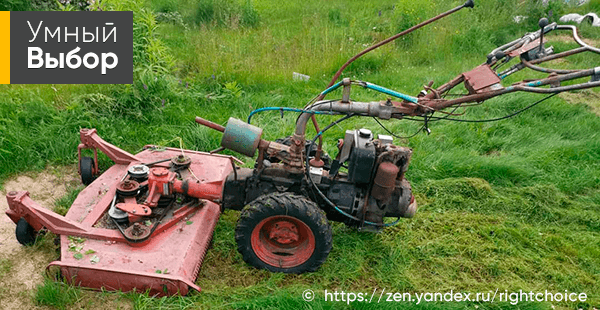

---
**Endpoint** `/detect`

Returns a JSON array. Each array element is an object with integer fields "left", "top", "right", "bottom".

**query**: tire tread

[{"left": 235, "top": 193, "right": 332, "bottom": 273}]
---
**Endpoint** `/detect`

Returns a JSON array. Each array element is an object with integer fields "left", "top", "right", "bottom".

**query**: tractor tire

[
  {"left": 80, "top": 156, "right": 95, "bottom": 186},
  {"left": 16, "top": 218, "right": 37, "bottom": 246},
  {"left": 235, "top": 193, "right": 332, "bottom": 273}
]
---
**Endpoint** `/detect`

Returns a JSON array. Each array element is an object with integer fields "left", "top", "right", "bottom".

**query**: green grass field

[{"left": 1, "top": 0, "right": 600, "bottom": 309}]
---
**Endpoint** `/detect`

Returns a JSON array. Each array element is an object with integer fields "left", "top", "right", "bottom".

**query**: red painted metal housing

[
  {"left": 5, "top": 129, "right": 236, "bottom": 296},
  {"left": 251, "top": 215, "right": 316, "bottom": 269}
]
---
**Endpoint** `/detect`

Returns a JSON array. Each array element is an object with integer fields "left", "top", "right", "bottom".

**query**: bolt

[
  {"left": 152, "top": 168, "right": 167, "bottom": 176},
  {"left": 131, "top": 223, "right": 146, "bottom": 236},
  {"left": 8, "top": 191, "right": 17, "bottom": 196},
  {"left": 122, "top": 181, "right": 134, "bottom": 189}
]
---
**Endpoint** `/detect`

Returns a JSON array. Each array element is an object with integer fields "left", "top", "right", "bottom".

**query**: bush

[{"left": 150, "top": 0, "right": 178, "bottom": 13}]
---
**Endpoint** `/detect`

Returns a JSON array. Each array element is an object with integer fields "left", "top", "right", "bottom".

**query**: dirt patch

[
  {"left": 547, "top": 34, "right": 600, "bottom": 47},
  {"left": 0, "top": 166, "right": 79, "bottom": 309},
  {"left": 0, "top": 167, "right": 134, "bottom": 310},
  {"left": 559, "top": 89, "right": 600, "bottom": 116}
]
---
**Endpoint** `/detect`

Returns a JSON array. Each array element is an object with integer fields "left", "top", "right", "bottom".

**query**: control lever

[{"left": 538, "top": 18, "right": 549, "bottom": 56}]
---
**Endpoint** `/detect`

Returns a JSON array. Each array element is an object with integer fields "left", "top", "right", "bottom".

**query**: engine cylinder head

[{"left": 371, "top": 162, "right": 399, "bottom": 201}]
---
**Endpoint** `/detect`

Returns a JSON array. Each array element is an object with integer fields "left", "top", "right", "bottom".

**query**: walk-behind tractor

[{"left": 6, "top": 0, "right": 600, "bottom": 295}]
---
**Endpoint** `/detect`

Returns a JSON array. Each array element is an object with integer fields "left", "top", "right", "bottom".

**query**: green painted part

[
  {"left": 363, "top": 82, "right": 418, "bottom": 103},
  {"left": 320, "top": 81, "right": 343, "bottom": 96},
  {"left": 526, "top": 80, "right": 543, "bottom": 87},
  {"left": 221, "top": 117, "right": 263, "bottom": 157}
]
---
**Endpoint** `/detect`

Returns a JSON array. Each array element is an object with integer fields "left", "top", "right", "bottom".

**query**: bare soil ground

[
  {"left": 0, "top": 166, "right": 133, "bottom": 310},
  {"left": 560, "top": 89, "right": 600, "bottom": 116},
  {"left": 547, "top": 34, "right": 600, "bottom": 46}
]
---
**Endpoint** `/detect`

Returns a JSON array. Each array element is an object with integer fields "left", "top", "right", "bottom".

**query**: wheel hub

[
  {"left": 116, "top": 180, "right": 140, "bottom": 196},
  {"left": 268, "top": 221, "right": 299, "bottom": 244},
  {"left": 251, "top": 215, "right": 316, "bottom": 268},
  {"left": 123, "top": 222, "right": 151, "bottom": 240}
]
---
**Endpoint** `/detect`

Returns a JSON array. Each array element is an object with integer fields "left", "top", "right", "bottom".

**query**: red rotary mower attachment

[{"left": 5, "top": 128, "right": 237, "bottom": 296}]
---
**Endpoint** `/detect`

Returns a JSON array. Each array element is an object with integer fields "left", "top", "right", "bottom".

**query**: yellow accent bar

[{"left": 0, "top": 12, "right": 9, "bottom": 84}]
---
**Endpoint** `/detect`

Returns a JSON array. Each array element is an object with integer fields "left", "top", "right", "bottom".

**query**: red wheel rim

[{"left": 251, "top": 215, "right": 316, "bottom": 269}]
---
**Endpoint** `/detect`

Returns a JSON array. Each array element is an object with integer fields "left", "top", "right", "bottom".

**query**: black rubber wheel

[
  {"left": 235, "top": 193, "right": 332, "bottom": 273},
  {"left": 266, "top": 136, "right": 331, "bottom": 166},
  {"left": 16, "top": 218, "right": 37, "bottom": 246},
  {"left": 80, "top": 156, "right": 95, "bottom": 185}
]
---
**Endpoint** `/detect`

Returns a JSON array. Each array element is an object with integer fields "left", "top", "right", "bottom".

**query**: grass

[
  {"left": 2, "top": 0, "right": 600, "bottom": 309},
  {"left": 54, "top": 185, "right": 85, "bottom": 216},
  {"left": 0, "top": 259, "right": 12, "bottom": 278},
  {"left": 34, "top": 279, "right": 81, "bottom": 310}
]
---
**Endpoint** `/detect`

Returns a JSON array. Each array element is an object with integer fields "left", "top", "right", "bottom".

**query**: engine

[
  {"left": 221, "top": 127, "right": 417, "bottom": 230},
  {"left": 314, "top": 128, "right": 416, "bottom": 229}
]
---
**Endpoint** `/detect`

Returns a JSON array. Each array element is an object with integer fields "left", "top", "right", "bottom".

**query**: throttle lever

[{"left": 538, "top": 18, "right": 549, "bottom": 56}]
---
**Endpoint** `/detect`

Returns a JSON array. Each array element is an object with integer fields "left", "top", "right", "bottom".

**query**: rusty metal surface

[
  {"left": 463, "top": 65, "right": 502, "bottom": 94},
  {"left": 79, "top": 128, "right": 141, "bottom": 165},
  {"left": 116, "top": 180, "right": 140, "bottom": 196},
  {"left": 122, "top": 222, "right": 152, "bottom": 240},
  {"left": 508, "top": 39, "right": 547, "bottom": 57},
  {"left": 195, "top": 116, "right": 225, "bottom": 132},
  {"left": 371, "top": 162, "right": 399, "bottom": 201}
]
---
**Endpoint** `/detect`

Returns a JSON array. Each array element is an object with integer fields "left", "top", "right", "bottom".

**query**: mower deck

[{"left": 6, "top": 145, "right": 235, "bottom": 296}]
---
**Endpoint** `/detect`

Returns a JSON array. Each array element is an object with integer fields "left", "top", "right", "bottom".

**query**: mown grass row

[{"left": 1, "top": 0, "right": 599, "bottom": 309}]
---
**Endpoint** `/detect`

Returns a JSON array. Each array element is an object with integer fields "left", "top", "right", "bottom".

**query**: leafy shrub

[
  {"left": 150, "top": 0, "right": 178, "bottom": 13},
  {"left": 156, "top": 11, "right": 190, "bottom": 30}
]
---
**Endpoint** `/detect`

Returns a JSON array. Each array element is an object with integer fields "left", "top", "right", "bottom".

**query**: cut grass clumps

[
  {"left": 421, "top": 177, "right": 494, "bottom": 202},
  {"left": 418, "top": 177, "right": 600, "bottom": 231}
]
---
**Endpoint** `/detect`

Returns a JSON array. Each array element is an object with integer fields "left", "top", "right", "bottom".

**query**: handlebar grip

[{"left": 494, "top": 50, "right": 506, "bottom": 61}]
